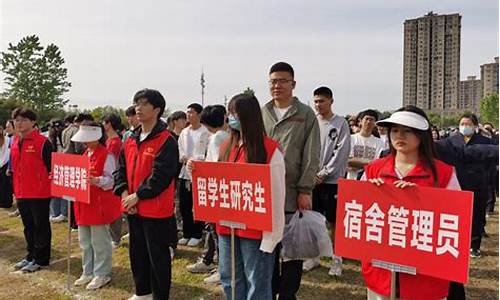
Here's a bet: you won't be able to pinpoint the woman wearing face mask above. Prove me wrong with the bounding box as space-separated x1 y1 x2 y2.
216 93 286 300
70 121 121 290
362 105 461 300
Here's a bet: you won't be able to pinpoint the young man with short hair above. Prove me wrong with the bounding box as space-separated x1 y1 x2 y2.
10 108 53 273
114 88 179 300
261 62 320 299
347 109 385 180
123 105 140 142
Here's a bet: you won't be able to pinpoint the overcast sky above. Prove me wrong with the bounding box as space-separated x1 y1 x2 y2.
1 0 498 115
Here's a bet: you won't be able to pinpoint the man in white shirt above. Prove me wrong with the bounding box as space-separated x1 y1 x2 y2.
347 109 385 180
177 103 210 247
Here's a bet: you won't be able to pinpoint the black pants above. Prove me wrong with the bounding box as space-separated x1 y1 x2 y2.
272 246 303 300
128 215 172 300
202 223 217 265
0 164 13 208
448 281 466 300
179 179 204 239
312 183 338 224
471 189 488 250
167 216 177 249
17 199 51 265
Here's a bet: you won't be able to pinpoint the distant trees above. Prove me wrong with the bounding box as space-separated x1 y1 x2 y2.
480 93 499 126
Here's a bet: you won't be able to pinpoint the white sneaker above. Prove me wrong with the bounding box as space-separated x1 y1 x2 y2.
170 247 175 260
128 294 153 300
121 233 130 241
52 215 67 223
187 261 216 273
186 238 201 247
178 237 189 245
302 257 320 272
86 276 111 290
204 271 221 285
74 274 93 286
328 256 343 276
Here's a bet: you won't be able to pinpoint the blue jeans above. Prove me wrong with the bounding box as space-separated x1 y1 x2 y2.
50 197 68 217
219 234 275 300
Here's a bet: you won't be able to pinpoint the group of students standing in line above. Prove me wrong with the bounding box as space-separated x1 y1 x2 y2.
0 61 499 300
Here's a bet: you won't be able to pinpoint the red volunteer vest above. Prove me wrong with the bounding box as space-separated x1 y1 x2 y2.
74 145 121 226
217 136 279 240
106 136 122 160
362 155 454 300
123 129 175 218
10 130 51 199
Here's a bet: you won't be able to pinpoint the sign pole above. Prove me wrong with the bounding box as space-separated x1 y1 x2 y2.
372 259 416 300
63 196 75 291
390 270 396 300
220 220 246 300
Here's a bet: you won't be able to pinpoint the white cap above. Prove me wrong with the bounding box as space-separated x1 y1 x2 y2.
376 111 429 131
70 125 102 143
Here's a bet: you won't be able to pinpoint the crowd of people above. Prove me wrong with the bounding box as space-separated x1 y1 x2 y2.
0 61 498 300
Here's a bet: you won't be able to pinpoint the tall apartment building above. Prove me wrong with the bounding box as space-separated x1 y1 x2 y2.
481 57 499 97
459 76 482 112
403 12 461 113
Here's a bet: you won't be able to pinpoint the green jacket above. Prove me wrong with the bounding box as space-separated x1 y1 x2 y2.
262 97 320 212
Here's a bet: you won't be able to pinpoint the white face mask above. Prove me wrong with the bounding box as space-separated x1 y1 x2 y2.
459 125 475 136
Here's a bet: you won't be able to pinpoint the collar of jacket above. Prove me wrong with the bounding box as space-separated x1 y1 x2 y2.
264 97 300 125
378 154 431 180
132 120 167 144
21 129 40 141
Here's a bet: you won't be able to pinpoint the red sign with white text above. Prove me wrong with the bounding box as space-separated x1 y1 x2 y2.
192 161 272 231
51 153 90 203
335 179 473 283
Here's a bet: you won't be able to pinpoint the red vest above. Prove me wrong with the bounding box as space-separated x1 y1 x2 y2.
123 130 175 218
362 155 454 300
10 130 51 199
217 136 279 239
74 145 121 226
106 136 122 161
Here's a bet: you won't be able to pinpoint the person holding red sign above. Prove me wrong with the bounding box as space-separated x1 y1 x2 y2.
362 105 461 300
114 89 179 300
70 121 121 290
216 93 286 300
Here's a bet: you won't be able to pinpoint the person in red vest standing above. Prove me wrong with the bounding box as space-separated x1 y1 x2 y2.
70 121 121 290
114 89 179 300
10 108 53 273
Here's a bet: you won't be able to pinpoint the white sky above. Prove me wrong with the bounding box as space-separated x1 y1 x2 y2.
1 0 498 115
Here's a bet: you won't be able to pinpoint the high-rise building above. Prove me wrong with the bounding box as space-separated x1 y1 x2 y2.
459 76 482 112
403 12 461 113
481 57 499 97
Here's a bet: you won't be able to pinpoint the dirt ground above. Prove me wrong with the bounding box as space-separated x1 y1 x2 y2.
0 205 497 300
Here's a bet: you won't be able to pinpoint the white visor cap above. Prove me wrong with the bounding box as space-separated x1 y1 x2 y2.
70 125 102 143
376 111 429 131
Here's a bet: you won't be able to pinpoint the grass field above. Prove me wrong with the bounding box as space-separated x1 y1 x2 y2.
0 206 498 300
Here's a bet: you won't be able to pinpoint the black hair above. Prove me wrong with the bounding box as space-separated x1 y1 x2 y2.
170 110 187 121
313 86 333 99
12 108 37 121
74 113 94 123
212 104 227 115
269 62 294 78
125 105 136 117
133 88 166 118
102 113 123 131
80 120 107 146
200 105 226 128
388 105 438 186
221 94 267 164
358 109 379 122
460 113 479 126
6 120 15 130
64 114 76 124
187 103 203 114
431 126 440 140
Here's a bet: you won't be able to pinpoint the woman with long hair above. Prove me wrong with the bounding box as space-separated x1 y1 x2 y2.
0 125 13 208
215 93 286 299
362 105 461 300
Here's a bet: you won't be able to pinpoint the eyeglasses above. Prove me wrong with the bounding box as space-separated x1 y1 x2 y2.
268 79 293 86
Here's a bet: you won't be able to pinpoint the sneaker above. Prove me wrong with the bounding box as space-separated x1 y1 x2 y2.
13 259 31 270
52 215 67 223
121 233 130 241
328 256 343 277
128 294 153 300
187 238 202 247
112 241 120 249
21 261 42 273
470 249 482 258
170 247 175 260
204 271 221 285
74 274 93 286
86 276 111 290
178 237 189 245
8 209 20 217
302 257 320 272
187 261 216 273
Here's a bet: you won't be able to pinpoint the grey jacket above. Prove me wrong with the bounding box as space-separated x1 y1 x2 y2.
316 114 350 184
262 97 320 212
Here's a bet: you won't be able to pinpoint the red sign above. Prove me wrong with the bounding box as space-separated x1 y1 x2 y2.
51 153 90 203
335 179 473 283
192 161 273 231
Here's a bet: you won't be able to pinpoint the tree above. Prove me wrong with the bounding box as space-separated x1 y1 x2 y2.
1 35 71 112
480 93 499 126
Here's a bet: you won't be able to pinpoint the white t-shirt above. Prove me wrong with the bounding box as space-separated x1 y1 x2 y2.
178 125 210 179
205 130 230 162
274 105 291 121
348 133 385 179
